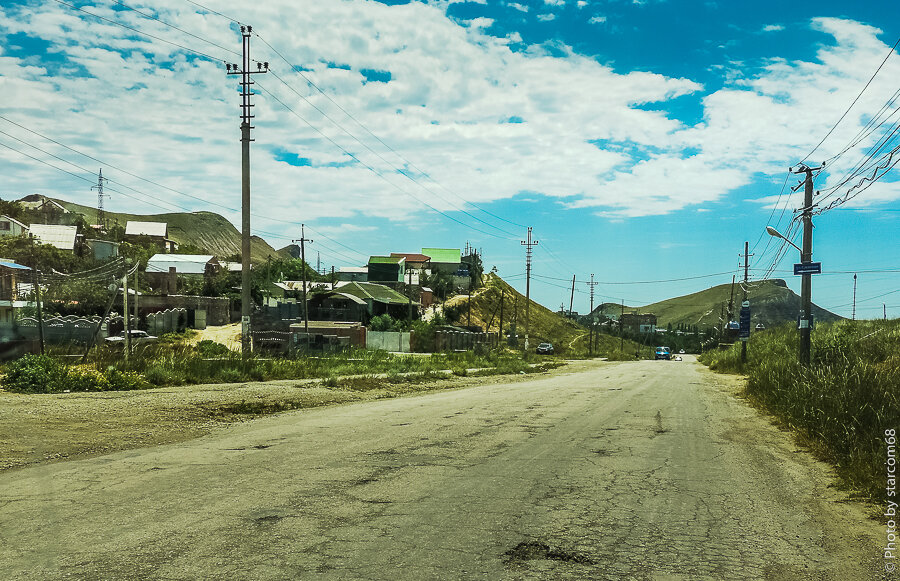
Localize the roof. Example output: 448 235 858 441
125 221 168 237
273 281 329 291
391 252 431 263
368 255 404 265
29 224 78 250
0 215 28 229
85 238 120 247
146 254 216 274
335 282 410 305
339 266 368 274
421 248 460 264
0 259 30 271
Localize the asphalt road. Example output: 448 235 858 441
0 357 888 580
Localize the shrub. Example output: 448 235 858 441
3 354 69 393
196 340 231 358
105 369 149 391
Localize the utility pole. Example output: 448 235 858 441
330 265 335 290
134 268 139 329
852 274 857 321
407 267 414 321
92 169 108 231
520 227 538 352
316 252 321 275
740 241 752 363
727 275 735 324
792 164 821 365
123 271 130 361
586 274 598 356
498 288 504 346
226 25 269 358
293 224 313 339
569 274 576 317
619 299 624 352
29 235 44 355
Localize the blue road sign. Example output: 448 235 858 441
739 306 751 339
794 262 822 275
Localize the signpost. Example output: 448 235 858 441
793 262 822 276
739 305 751 342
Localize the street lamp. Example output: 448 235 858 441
765 226 801 254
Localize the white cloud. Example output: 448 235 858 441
537 13 557 22
761 24 784 32
589 15 607 24
0 3 896 241
577 1 588 7
508 3 529 13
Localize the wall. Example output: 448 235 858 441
366 331 411 353
137 294 230 326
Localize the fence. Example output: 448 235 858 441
146 308 187 336
366 331 411 353
17 315 108 344
435 329 498 352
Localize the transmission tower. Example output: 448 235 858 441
91 169 108 230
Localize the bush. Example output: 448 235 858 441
196 340 231 358
3 354 69 393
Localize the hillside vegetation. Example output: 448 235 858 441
701 319 900 500
52 198 282 262
636 279 842 328
446 273 646 358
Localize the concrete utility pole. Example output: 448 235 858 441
407 267 413 321
586 274 598 356
852 274 857 321
793 164 820 366
123 272 130 360
226 25 268 358
293 224 313 338
498 288 504 346
330 266 335 291
520 227 538 352
29 235 44 355
741 241 751 364
619 299 624 352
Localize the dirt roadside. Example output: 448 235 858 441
0 359 597 473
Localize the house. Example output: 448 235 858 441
308 281 413 323
390 252 431 271
0 215 28 237
337 266 368 282
85 239 120 261
421 248 461 274
620 313 658 334
367 256 406 283
18 195 69 223
28 224 80 252
0 260 32 329
125 221 177 252
145 254 221 294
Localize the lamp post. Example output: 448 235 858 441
765 225 811 364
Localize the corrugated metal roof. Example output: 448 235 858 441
421 248 460 264
29 224 78 250
339 266 368 273
146 253 215 274
125 221 168 237
337 282 409 305
368 255 404 265
0 259 31 270
391 252 430 263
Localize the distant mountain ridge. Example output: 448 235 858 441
626 279 842 328
21 196 282 262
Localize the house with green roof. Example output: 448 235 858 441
367 255 406 282
421 248 461 274
308 282 413 323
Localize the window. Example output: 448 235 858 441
0 222 10 231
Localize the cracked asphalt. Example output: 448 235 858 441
0 357 888 580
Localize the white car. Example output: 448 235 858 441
105 330 158 344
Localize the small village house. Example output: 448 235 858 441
145 254 221 294
0 215 28 238
421 248 462 274
0 259 32 329
125 221 177 253
367 256 406 283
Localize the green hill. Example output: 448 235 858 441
27 197 281 262
445 273 645 356
633 279 842 329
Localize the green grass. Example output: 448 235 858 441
700 319 900 500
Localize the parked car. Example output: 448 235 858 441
536 342 554 355
655 346 671 360
679 349 685 354
105 330 158 345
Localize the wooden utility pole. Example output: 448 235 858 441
293 224 313 339
123 272 130 360
331 266 335 291
226 25 268 358
498 288 504 346
407 267 414 321
520 227 538 352
569 274 576 317
619 299 624 352
852 273 857 321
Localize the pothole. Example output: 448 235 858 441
504 541 595 566
255 515 284 525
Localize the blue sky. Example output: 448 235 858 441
1 0 899 319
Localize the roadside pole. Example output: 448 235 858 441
30 235 44 355
123 272 130 361
740 241 751 363
520 227 538 354
794 165 817 366
498 288 504 348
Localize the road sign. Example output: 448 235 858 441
739 306 751 339
794 262 822 275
